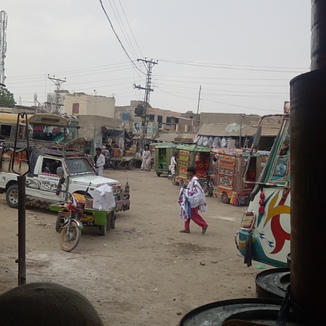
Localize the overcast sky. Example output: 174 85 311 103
2 0 311 115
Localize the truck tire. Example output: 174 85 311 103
110 214 116 229
99 224 107 236
6 184 19 208
55 212 63 232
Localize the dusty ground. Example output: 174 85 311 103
0 168 266 325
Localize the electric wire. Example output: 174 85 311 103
98 0 145 75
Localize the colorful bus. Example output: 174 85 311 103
235 113 290 267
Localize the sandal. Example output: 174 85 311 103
179 229 190 233
202 225 208 235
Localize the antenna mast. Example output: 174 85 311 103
0 11 8 86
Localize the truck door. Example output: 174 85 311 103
37 158 65 200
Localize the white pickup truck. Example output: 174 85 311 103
0 138 130 211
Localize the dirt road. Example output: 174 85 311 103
0 168 262 325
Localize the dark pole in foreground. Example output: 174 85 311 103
17 175 26 285
290 0 326 323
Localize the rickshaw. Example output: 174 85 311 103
213 149 269 205
153 142 177 177
174 144 211 187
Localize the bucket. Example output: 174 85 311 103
179 298 308 325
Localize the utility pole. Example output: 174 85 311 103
48 75 66 114
196 85 202 132
134 58 158 151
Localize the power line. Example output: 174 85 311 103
157 58 308 73
98 0 145 75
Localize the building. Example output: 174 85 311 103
115 100 197 135
64 93 115 118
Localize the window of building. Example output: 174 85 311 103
149 114 155 122
175 118 179 124
121 112 129 121
166 116 171 125
72 103 79 114
157 115 163 128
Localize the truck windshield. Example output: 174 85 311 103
66 158 94 175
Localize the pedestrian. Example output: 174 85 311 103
169 153 177 176
145 147 152 171
178 166 208 234
94 147 105 176
141 146 151 171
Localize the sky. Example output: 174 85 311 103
1 0 311 116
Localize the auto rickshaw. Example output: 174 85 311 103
174 144 211 187
153 142 177 177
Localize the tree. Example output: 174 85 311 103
0 87 15 107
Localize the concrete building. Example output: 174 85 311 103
115 100 197 135
64 93 115 118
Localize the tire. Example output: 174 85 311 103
55 212 63 232
127 160 134 170
255 268 290 299
221 192 230 204
99 224 106 236
6 184 19 208
156 172 161 177
110 214 116 229
60 220 82 252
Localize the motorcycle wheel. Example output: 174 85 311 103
60 220 82 252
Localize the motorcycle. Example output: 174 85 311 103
57 192 85 252
202 172 215 197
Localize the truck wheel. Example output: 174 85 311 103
156 172 161 177
99 224 107 236
55 212 62 232
110 214 116 229
6 184 19 208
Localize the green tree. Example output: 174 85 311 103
0 87 15 107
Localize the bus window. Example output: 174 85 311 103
269 124 290 182
0 125 12 138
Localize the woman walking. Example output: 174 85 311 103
178 166 208 234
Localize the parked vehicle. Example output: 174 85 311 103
153 142 177 177
50 189 116 252
235 113 290 267
214 150 269 205
0 137 130 211
174 144 211 187
202 171 215 197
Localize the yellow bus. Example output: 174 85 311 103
0 113 27 139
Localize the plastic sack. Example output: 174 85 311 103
93 184 116 211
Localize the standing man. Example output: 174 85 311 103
94 147 105 176
178 166 208 234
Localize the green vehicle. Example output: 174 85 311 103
153 142 177 177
